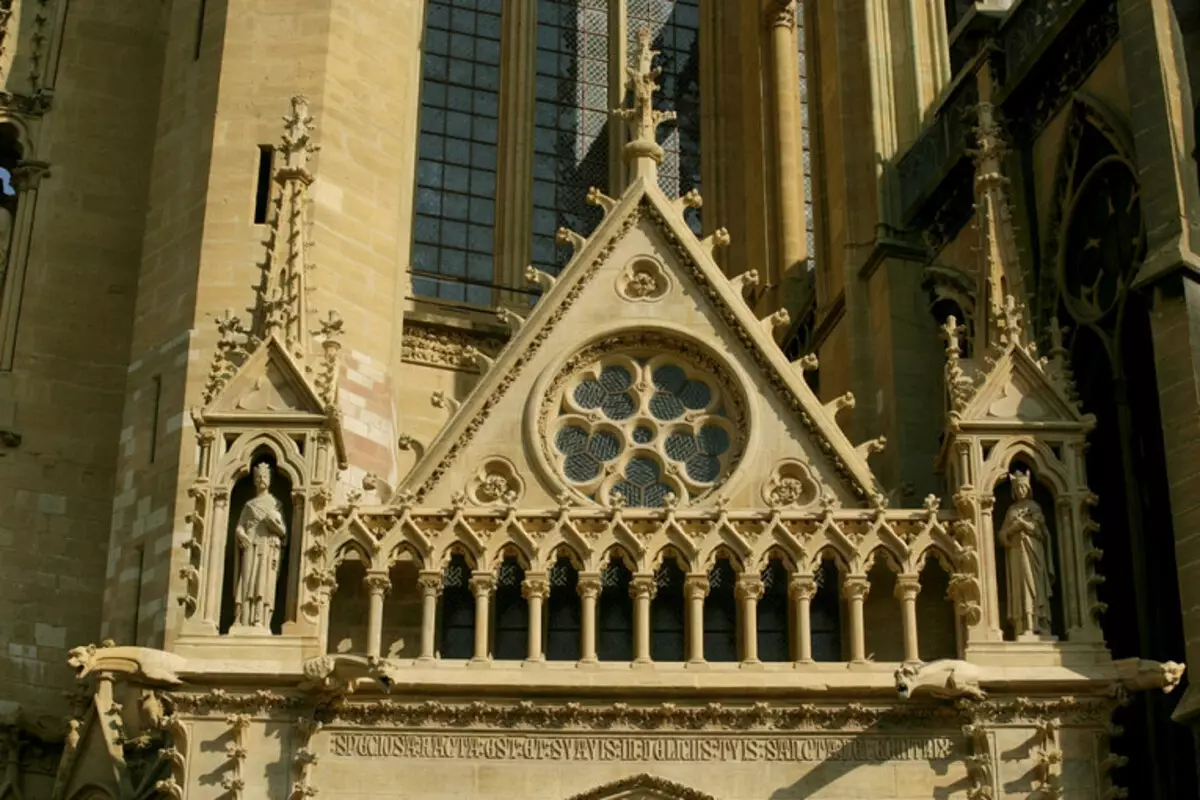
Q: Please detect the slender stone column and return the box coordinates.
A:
[789,574,818,664]
[417,571,442,661]
[630,575,657,664]
[765,1,806,309]
[843,575,870,663]
[468,573,495,663]
[522,573,549,663]
[577,573,601,664]
[896,573,922,664]
[684,574,710,665]
[737,575,765,665]
[363,572,391,659]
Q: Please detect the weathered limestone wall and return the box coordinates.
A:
[0,0,166,716]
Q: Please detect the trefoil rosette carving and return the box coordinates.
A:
[539,332,747,508]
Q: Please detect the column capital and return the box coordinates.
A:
[767,0,797,29]
[577,573,602,599]
[629,574,657,601]
[418,570,443,598]
[684,574,710,600]
[363,572,391,596]
[469,573,496,597]
[11,160,50,191]
[735,575,765,602]
[789,575,818,601]
[842,575,870,601]
[895,574,922,600]
[521,573,550,600]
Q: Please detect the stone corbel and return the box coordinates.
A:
[1113,658,1186,694]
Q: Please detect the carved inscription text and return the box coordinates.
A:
[328,732,959,763]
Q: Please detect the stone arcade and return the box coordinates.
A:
[46,33,1184,800]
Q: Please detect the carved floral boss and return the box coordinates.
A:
[544,344,744,507]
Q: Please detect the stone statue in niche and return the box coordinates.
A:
[232,462,287,630]
[997,469,1056,637]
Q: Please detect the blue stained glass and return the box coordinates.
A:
[685,455,720,483]
[588,430,621,460]
[652,365,687,394]
[601,393,635,420]
[677,380,711,409]
[574,381,605,408]
[564,452,599,482]
[696,426,730,456]
[625,457,660,486]
[632,426,654,444]
[649,393,685,421]
[599,365,633,392]
[556,426,589,455]
[664,432,698,461]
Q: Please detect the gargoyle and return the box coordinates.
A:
[895,659,986,701]
[1113,658,1186,694]
[300,654,404,696]
[67,644,187,686]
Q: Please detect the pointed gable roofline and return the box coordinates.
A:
[400,177,881,504]
[565,773,718,800]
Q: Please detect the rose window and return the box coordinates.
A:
[541,335,746,507]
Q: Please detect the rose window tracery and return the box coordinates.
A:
[540,334,747,507]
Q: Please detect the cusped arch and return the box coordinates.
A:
[439,541,480,571]
[865,545,902,575]
[757,544,798,574]
[549,541,586,572]
[215,431,307,488]
[808,544,850,576]
[490,541,532,571]
[0,116,33,160]
[982,439,1068,496]
[600,543,637,573]
[329,539,372,570]
[915,543,956,576]
[652,543,693,573]
[388,540,425,570]
[703,543,744,574]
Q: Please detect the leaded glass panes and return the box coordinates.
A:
[533,0,611,274]
[626,0,701,232]
[412,0,503,305]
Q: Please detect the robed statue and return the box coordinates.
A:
[997,470,1056,637]
[232,462,287,629]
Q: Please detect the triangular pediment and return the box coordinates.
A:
[962,344,1088,429]
[401,179,880,510]
[55,706,125,800]
[208,335,326,418]
[566,773,717,800]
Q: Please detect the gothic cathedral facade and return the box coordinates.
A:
[1,0,1199,798]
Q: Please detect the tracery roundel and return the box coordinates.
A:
[540,332,747,507]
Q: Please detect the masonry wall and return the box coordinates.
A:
[0,0,166,717]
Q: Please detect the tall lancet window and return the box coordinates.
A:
[412,0,503,305]
[627,0,702,233]
[532,0,611,274]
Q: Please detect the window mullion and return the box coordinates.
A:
[494,0,539,306]
[609,2,630,195]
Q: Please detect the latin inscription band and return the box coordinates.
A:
[328,732,958,763]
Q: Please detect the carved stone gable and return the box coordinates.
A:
[209,336,325,416]
[400,178,883,510]
[964,345,1085,427]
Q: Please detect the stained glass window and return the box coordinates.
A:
[412,0,503,305]
[533,0,611,274]
[627,0,702,232]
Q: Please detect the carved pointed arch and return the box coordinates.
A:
[866,544,903,575]
[387,540,425,570]
[704,543,744,574]
[652,543,693,574]
[809,543,850,575]
[757,543,798,573]
[439,541,480,571]
[981,438,1069,496]
[490,541,533,571]
[214,431,307,488]
[601,543,638,573]
[1037,92,1138,334]
[566,773,717,800]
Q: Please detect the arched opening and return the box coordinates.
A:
[651,555,686,662]
[492,554,528,660]
[758,557,791,662]
[546,554,580,661]
[381,551,422,658]
[863,558,904,661]
[917,557,958,660]
[597,553,633,661]
[439,552,475,659]
[219,450,293,635]
[991,459,1064,641]
[0,123,20,295]
[325,551,368,654]
[811,557,842,662]
[702,557,737,662]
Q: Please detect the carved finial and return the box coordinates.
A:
[525,265,556,293]
[673,188,703,218]
[824,392,855,419]
[556,226,586,256]
[612,27,677,182]
[730,269,759,296]
[431,391,460,414]
[701,227,731,255]
[940,314,974,413]
[281,95,318,176]
[461,346,493,373]
[586,186,618,214]
[794,353,819,373]
[856,436,887,460]
[495,307,525,334]
[996,294,1024,349]
[760,308,790,338]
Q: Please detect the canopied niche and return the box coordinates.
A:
[991,460,1064,641]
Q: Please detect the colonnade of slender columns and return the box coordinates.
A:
[357,565,931,666]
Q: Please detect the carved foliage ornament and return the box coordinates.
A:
[539,332,747,508]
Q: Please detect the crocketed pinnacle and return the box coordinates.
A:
[612,27,676,183]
